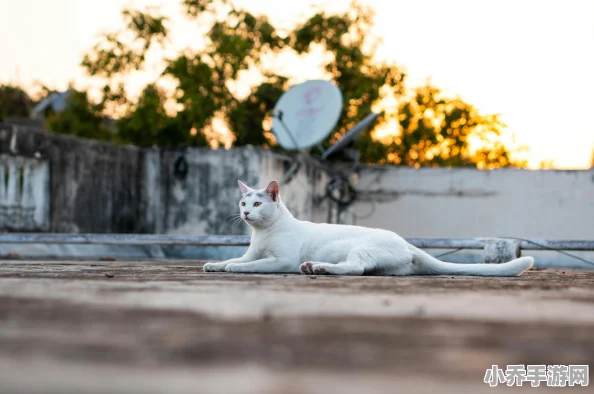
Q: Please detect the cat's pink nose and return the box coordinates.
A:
[243,211,250,217]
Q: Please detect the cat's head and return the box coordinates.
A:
[237,180,281,228]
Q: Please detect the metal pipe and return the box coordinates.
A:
[0,234,251,246]
[1,233,593,251]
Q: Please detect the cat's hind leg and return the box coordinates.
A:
[300,260,365,276]
[300,246,394,276]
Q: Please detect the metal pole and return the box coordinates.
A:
[0,234,251,246]
[1,233,594,251]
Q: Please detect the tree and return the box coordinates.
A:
[379,84,525,168]
[538,159,555,169]
[116,84,207,147]
[227,75,288,147]
[81,8,169,79]
[74,0,522,168]
[45,89,113,141]
[0,84,33,121]
[80,1,404,150]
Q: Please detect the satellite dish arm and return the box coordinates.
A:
[271,109,300,151]
[322,112,380,160]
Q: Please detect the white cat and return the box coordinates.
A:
[203,180,534,276]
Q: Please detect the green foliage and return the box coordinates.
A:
[0,84,33,120]
[122,8,169,49]
[163,55,222,136]
[385,84,522,168]
[160,3,288,147]
[117,84,206,147]
[81,8,168,78]
[182,0,228,17]
[207,12,286,77]
[45,90,113,141]
[227,75,288,147]
[65,0,523,168]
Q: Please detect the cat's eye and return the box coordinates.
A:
[253,202,261,207]
[241,202,246,206]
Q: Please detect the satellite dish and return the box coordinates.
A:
[272,80,342,151]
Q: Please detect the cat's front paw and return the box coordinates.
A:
[225,263,242,273]
[203,262,225,272]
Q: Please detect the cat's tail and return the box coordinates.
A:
[410,245,534,277]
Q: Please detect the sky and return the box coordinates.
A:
[1,0,593,169]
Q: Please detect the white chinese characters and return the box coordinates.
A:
[484,365,589,387]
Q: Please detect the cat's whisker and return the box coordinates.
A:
[222,214,242,233]
[232,216,245,229]
[223,215,245,234]
[223,213,240,221]
[226,214,241,222]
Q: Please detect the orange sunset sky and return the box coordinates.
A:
[1,0,593,169]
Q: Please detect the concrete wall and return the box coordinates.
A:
[0,124,334,236]
[0,123,148,233]
[350,165,594,239]
[154,146,263,236]
[146,147,335,236]
[0,154,50,231]
[259,152,336,224]
[2,123,593,244]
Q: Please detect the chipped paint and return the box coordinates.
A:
[0,154,50,230]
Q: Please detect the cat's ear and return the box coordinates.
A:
[265,180,279,201]
[238,180,251,195]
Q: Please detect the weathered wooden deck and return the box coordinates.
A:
[0,260,593,393]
